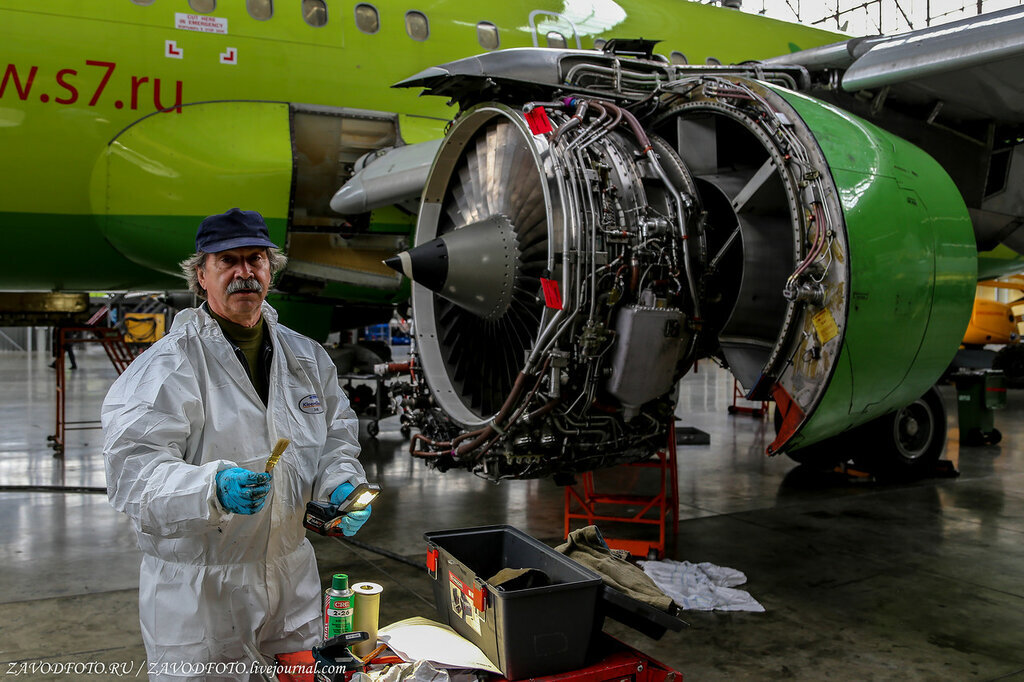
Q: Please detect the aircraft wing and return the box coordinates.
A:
[766,5,1024,125]
[769,6,1024,278]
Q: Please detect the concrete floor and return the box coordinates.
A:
[1,345,1023,680]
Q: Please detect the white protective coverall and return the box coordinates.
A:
[102,302,365,681]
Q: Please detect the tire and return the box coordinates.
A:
[366,421,380,438]
[993,345,1024,387]
[854,386,946,479]
[966,427,1002,446]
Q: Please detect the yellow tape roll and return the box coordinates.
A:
[351,582,383,658]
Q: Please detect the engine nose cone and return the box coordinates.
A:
[384,243,447,291]
[388,214,520,320]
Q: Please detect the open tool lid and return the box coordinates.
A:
[599,585,687,639]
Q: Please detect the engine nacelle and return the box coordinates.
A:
[389,50,976,480]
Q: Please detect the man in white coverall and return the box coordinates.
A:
[102,208,371,681]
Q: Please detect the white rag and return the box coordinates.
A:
[638,559,766,612]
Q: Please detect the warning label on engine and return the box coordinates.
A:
[812,308,839,345]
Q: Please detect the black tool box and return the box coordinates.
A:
[425,525,685,680]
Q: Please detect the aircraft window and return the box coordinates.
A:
[477,21,499,50]
[593,38,607,50]
[546,31,567,49]
[189,0,216,12]
[247,0,273,20]
[355,4,380,34]
[303,0,328,26]
[405,11,429,41]
[670,51,688,65]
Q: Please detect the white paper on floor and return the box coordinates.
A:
[638,559,766,612]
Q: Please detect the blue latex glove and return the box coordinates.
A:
[330,482,372,536]
[216,468,272,514]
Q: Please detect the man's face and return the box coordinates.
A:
[196,247,272,327]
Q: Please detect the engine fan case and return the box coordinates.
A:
[412,104,557,428]
[769,87,977,451]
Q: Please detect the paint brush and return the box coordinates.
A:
[265,438,290,473]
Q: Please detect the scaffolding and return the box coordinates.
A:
[737,0,1021,37]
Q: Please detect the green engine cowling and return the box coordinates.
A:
[649,80,976,455]
[776,88,976,453]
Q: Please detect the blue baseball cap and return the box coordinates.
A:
[195,208,279,253]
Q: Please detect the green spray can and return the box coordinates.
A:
[323,573,354,642]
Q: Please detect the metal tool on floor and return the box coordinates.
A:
[303,483,381,536]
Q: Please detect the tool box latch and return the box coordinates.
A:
[426,546,439,579]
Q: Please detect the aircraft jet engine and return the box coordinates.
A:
[382,47,976,480]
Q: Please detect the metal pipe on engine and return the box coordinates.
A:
[612,103,702,319]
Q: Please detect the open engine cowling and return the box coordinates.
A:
[389,49,976,480]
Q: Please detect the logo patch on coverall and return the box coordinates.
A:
[299,394,324,414]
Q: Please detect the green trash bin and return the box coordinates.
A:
[953,370,1006,445]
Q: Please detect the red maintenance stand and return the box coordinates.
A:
[564,424,679,558]
[490,635,681,682]
[727,378,769,418]
[49,325,140,455]
[285,636,681,682]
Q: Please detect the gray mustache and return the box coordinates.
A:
[227,277,263,294]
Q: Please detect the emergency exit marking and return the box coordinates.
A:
[175,12,229,35]
[165,40,183,59]
[220,48,238,65]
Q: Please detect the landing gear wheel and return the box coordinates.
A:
[853,387,946,479]
[366,421,380,438]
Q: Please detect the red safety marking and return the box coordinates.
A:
[767,384,804,455]
[525,107,553,135]
[541,277,563,310]
[986,387,1007,393]
[426,548,438,571]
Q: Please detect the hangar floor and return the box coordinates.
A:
[2,345,1024,680]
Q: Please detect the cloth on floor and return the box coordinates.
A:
[555,525,675,612]
[638,559,765,612]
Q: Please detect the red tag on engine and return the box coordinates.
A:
[541,278,563,310]
[525,107,553,135]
